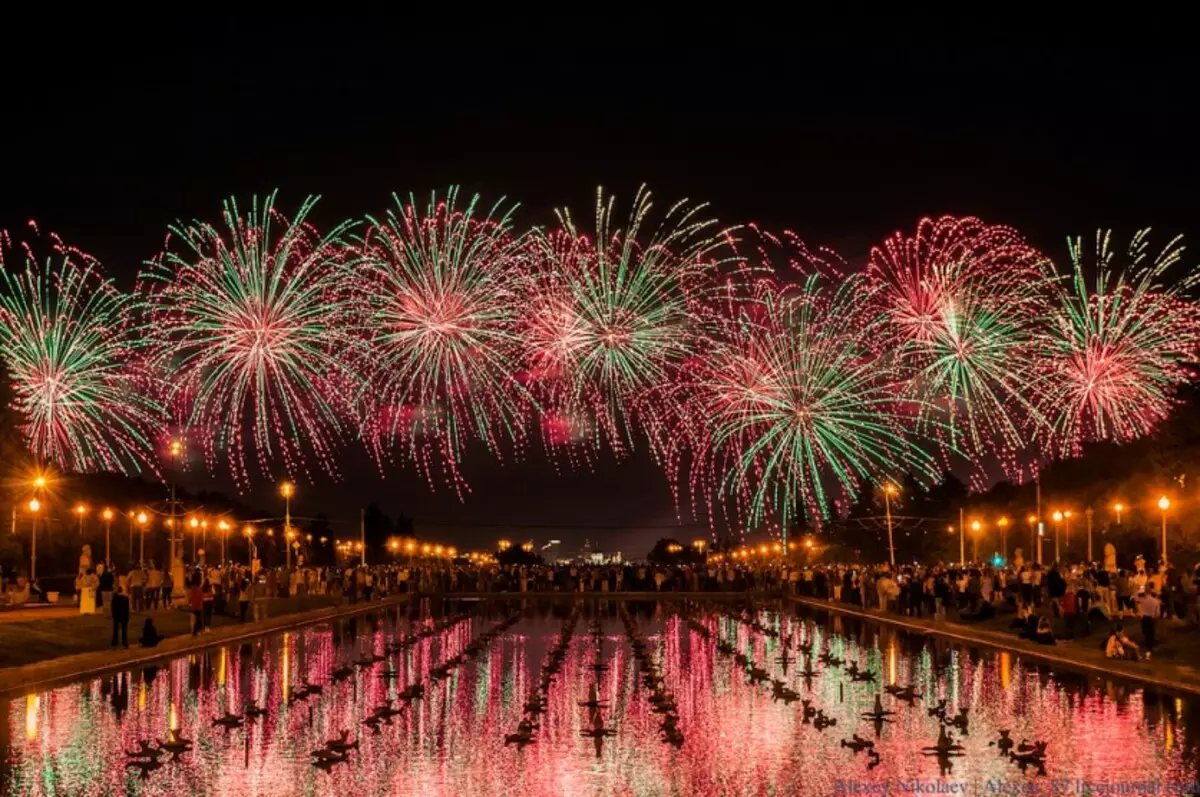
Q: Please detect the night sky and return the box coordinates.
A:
[3,26,1196,554]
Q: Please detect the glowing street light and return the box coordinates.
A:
[1026,514,1039,565]
[26,498,42,581]
[243,525,256,567]
[279,481,295,570]
[883,482,898,567]
[217,519,230,564]
[74,504,87,537]
[136,511,149,564]
[102,508,114,564]
[970,520,982,562]
[997,516,1009,564]
[1113,502,1125,525]
[1051,511,1063,563]
[1158,496,1171,566]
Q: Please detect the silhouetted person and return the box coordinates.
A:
[139,617,164,648]
[111,585,131,648]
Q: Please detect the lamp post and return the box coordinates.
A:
[167,438,183,599]
[997,516,1009,564]
[102,508,114,565]
[883,483,898,567]
[243,525,255,567]
[189,516,200,562]
[280,481,294,571]
[217,520,230,564]
[1113,502,1124,526]
[1051,511,1063,563]
[1063,510,1073,560]
[27,498,40,582]
[1026,515,1037,565]
[136,511,149,564]
[970,520,982,562]
[1157,496,1170,567]
[1085,507,1094,562]
[74,504,87,537]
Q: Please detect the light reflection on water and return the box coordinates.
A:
[2,599,1196,796]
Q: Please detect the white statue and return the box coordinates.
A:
[1103,542,1117,573]
[78,544,93,575]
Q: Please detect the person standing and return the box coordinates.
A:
[1138,590,1161,657]
[110,585,131,648]
[98,564,115,617]
[128,563,146,612]
[187,578,205,635]
[201,579,214,633]
[238,578,251,623]
[147,563,163,609]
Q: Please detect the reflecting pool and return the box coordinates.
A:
[3,598,1197,796]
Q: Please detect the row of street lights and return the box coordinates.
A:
[947,495,1174,567]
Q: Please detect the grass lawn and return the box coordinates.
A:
[0,595,341,670]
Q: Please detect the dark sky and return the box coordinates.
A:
[3,26,1196,553]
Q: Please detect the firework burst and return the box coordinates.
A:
[353,188,533,491]
[1036,229,1200,455]
[139,193,358,485]
[867,216,1053,476]
[523,185,725,457]
[672,268,938,531]
[0,226,162,474]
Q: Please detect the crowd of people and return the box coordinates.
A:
[5,553,1199,664]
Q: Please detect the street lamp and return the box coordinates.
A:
[883,483,898,567]
[243,525,255,567]
[1063,510,1073,559]
[1157,496,1170,566]
[497,539,512,552]
[74,504,87,537]
[1026,515,1038,565]
[970,520,982,562]
[102,508,114,565]
[1051,511,1063,563]
[280,481,294,570]
[1113,502,1124,526]
[189,516,200,562]
[218,520,230,564]
[997,516,1009,564]
[136,511,149,564]
[27,498,40,582]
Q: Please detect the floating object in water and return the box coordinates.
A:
[841,734,875,753]
[990,730,1014,754]
[212,712,244,729]
[812,711,837,731]
[861,695,896,723]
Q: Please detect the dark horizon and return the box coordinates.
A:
[3,29,1197,553]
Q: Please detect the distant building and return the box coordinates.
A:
[576,538,622,565]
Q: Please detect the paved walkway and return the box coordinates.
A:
[0,606,77,623]
[786,594,1200,696]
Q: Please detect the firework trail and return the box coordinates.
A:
[522,185,725,458]
[352,188,533,493]
[867,216,1053,478]
[669,264,938,532]
[139,193,358,486]
[0,225,163,474]
[1035,229,1200,455]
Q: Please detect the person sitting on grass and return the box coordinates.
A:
[139,617,164,648]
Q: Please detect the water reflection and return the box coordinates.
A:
[1,599,1196,795]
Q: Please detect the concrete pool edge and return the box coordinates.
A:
[0,595,416,696]
[786,594,1200,696]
